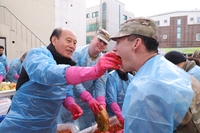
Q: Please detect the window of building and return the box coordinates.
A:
[123,15,127,20]
[86,36,92,44]
[102,2,107,29]
[190,18,194,21]
[86,13,90,18]
[92,11,98,18]
[177,33,181,39]
[196,33,200,41]
[155,21,160,26]
[177,19,181,25]
[163,35,167,39]
[177,27,181,39]
[86,24,98,32]
[164,20,167,23]
[177,41,180,47]
[177,27,181,32]
[119,5,121,28]
[197,17,200,23]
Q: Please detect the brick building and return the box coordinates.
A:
[149,10,200,54]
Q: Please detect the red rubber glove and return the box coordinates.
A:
[93,52,122,78]
[63,96,83,120]
[117,117,124,128]
[65,52,122,85]
[80,90,102,115]
[110,102,124,127]
[96,96,106,108]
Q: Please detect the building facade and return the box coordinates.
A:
[149,11,200,54]
[0,0,86,64]
[86,0,134,52]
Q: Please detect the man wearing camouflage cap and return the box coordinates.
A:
[191,50,200,65]
[57,28,111,130]
[111,17,194,133]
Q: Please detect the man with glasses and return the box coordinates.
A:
[57,28,111,130]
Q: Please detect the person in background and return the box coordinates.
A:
[0,45,8,72]
[57,28,111,130]
[106,67,134,127]
[0,28,121,133]
[189,50,200,66]
[188,57,200,66]
[0,62,6,82]
[164,51,200,133]
[6,52,27,83]
[111,17,194,133]
[164,50,200,82]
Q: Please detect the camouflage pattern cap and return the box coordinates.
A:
[192,50,200,58]
[96,28,110,45]
[110,17,158,40]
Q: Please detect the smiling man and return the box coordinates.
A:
[0,28,121,133]
[57,28,111,130]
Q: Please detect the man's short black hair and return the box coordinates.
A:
[128,34,159,53]
[0,45,4,49]
[49,28,62,43]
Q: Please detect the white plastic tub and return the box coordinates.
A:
[0,97,11,116]
[57,122,79,133]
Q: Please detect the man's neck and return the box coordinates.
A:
[88,47,99,60]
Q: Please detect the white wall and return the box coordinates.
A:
[0,0,86,64]
[55,0,86,47]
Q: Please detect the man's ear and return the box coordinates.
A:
[51,36,57,46]
[133,38,141,49]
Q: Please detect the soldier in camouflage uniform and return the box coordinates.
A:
[165,51,200,82]
[110,17,196,133]
[164,51,200,133]
[174,75,200,133]
[191,50,200,65]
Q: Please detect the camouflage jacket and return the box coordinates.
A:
[175,76,200,133]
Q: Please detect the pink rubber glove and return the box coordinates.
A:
[6,66,8,72]
[14,74,20,79]
[65,52,121,85]
[63,96,83,120]
[80,90,102,115]
[93,52,122,78]
[111,102,124,127]
[96,96,106,108]
[0,75,4,82]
